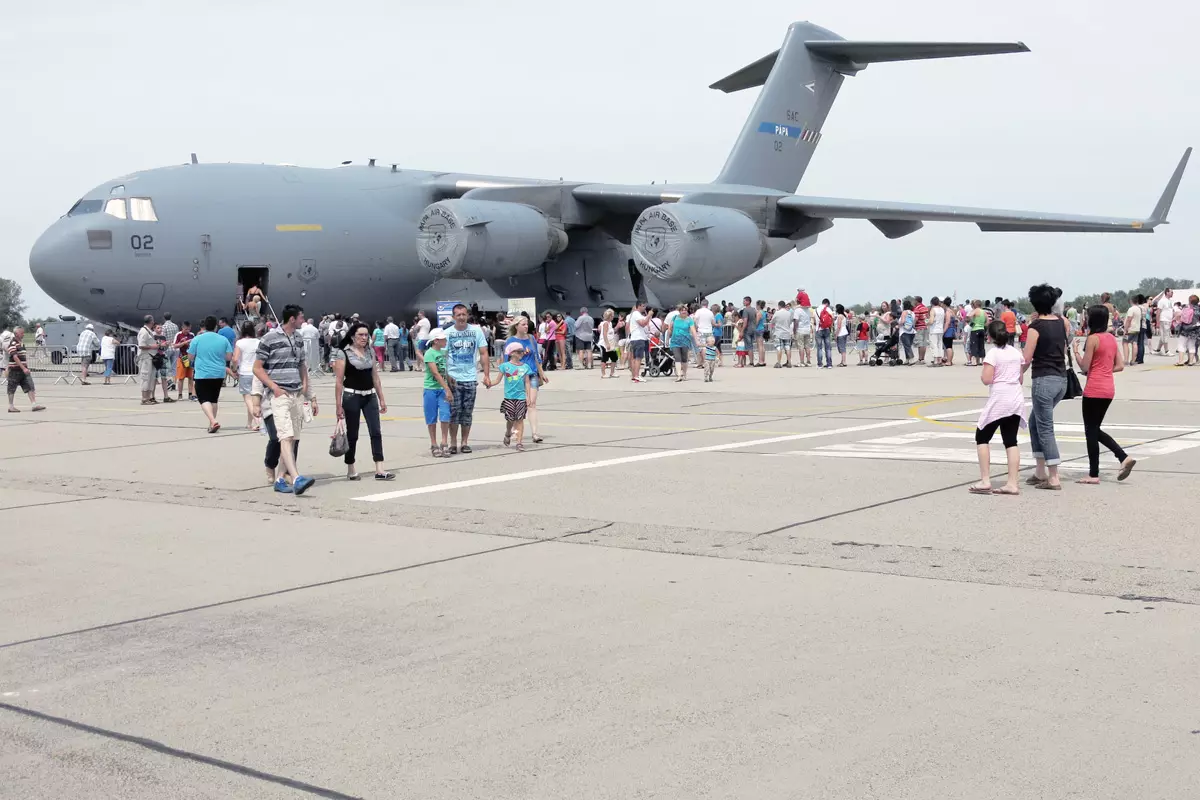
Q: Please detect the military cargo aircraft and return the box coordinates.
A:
[30,21,1190,327]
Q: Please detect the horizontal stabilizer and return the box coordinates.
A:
[711,39,1029,92]
[805,40,1029,66]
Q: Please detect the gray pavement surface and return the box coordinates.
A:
[3,357,1199,799]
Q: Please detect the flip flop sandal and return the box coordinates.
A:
[1118,459,1137,481]
[1025,476,1047,486]
[968,486,993,495]
[430,446,441,458]
[31,405,45,412]
[993,487,1020,496]
[1035,482,1063,491]
[503,435,511,447]
[532,436,544,443]
[448,446,458,455]
[515,443,525,451]
[7,408,19,413]
[460,445,472,454]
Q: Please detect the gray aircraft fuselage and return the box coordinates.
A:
[30,164,554,327]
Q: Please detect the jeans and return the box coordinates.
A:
[1136,327,1146,363]
[342,392,383,465]
[262,413,299,471]
[816,329,832,366]
[899,332,915,360]
[387,339,404,370]
[1028,374,1067,466]
[1081,396,1127,477]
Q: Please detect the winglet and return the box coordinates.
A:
[1149,147,1191,226]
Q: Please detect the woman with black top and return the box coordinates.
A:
[333,321,394,481]
[1021,284,1071,490]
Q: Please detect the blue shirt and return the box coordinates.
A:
[499,362,531,400]
[566,316,576,338]
[445,324,488,383]
[218,326,237,346]
[191,331,233,379]
[669,317,695,348]
[503,335,540,380]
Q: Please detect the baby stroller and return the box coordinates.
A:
[869,329,902,366]
[642,336,676,377]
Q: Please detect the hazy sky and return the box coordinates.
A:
[3,0,1197,316]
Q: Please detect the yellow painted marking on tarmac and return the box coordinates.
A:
[275,223,323,232]
[906,395,982,431]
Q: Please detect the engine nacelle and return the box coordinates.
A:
[630,203,765,285]
[416,199,568,280]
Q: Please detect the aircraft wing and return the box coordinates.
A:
[572,147,1190,238]
[778,146,1190,237]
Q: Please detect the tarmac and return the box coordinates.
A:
[2,353,1199,799]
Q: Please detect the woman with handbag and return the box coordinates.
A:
[1021,284,1072,490]
[332,321,394,481]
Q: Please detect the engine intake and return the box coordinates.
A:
[630,204,765,285]
[416,199,568,280]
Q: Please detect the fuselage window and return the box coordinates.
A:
[104,198,127,220]
[68,199,103,216]
[129,197,158,222]
[109,184,125,195]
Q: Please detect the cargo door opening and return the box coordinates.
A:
[237,266,270,321]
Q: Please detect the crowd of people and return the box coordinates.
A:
[5,284,1196,495]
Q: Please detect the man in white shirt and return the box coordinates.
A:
[413,311,432,354]
[383,316,402,372]
[692,300,715,367]
[627,301,650,383]
[772,302,794,368]
[77,324,99,384]
[299,318,321,371]
[1153,289,1175,355]
[794,301,814,367]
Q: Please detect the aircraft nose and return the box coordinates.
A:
[29,223,76,304]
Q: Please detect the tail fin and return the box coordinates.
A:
[711,22,1030,193]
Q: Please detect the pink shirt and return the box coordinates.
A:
[977,345,1027,430]
[1083,333,1117,399]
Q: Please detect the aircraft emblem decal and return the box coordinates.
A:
[644,227,668,257]
[298,259,318,283]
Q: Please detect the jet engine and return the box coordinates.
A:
[630,203,765,285]
[416,199,568,280]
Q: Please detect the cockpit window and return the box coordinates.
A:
[109,184,125,195]
[129,197,157,222]
[104,198,127,220]
[67,199,103,216]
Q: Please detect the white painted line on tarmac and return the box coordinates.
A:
[354,406,984,502]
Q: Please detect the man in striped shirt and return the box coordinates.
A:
[161,313,179,386]
[254,304,318,495]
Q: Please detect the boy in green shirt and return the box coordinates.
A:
[422,328,452,457]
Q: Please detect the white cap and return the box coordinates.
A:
[427,328,447,341]
[85,323,94,329]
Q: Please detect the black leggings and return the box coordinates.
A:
[262,414,299,470]
[342,392,383,465]
[1082,396,1127,477]
[976,414,1020,448]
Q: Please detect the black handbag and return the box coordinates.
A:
[1063,345,1082,400]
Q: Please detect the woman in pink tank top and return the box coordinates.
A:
[1074,305,1136,484]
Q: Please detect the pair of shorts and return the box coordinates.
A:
[914,328,929,348]
[574,337,591,352]
[194,378,223,405]
[836,335,848,354]
[775,337,792,352]
[423,387,451,425]
[943,336,956,350]
[450,380,478,426]
[856,339,868,351]
[1124,333,1140,343]
[271,392,306,438]
[237,374,255,395]
[175,359,193,381]
[7,370,34,394]
[501,398,527,421]
[629,339,648,359]
[797,332,813,348]
[528,374,540,390]
[976,414,1021,448]
[671,345,691,363]
[599,348,617,363]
